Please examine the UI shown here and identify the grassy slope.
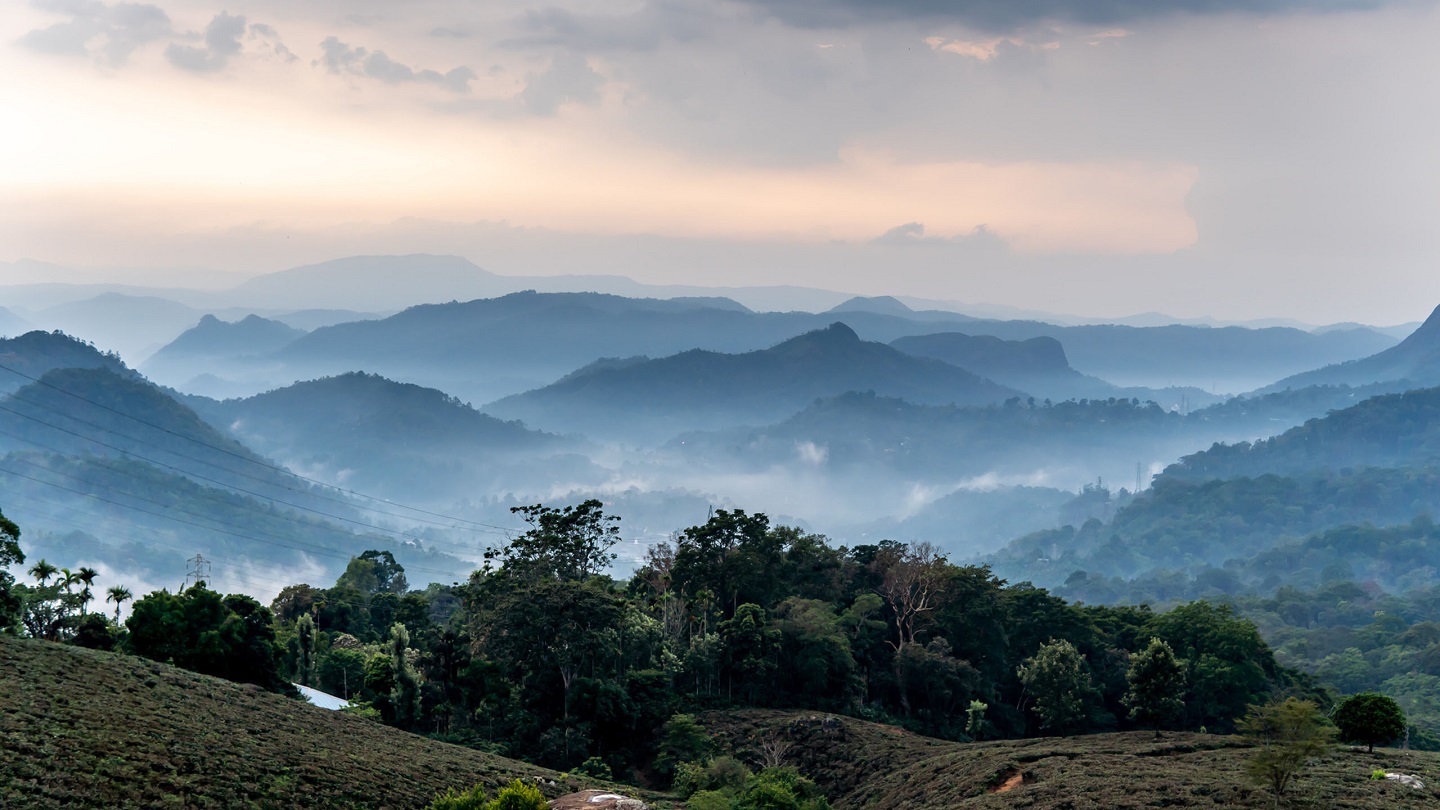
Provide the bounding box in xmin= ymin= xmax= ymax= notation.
xmin=0 ymin=637 xmax=590 ymax=809
xmin=702 ymin=710 xmax=1440 ymax=809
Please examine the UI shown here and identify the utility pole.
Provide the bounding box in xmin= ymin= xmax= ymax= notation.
xmin=184 ymin=553 xmax=211 ymax=590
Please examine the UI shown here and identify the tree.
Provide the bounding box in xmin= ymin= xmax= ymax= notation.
xmin=106 ymin=585 xmax=132 ymax=622
xmin=75 ymin=566 xmax=98 ymax=616
xmin=1017 ymin=638 xmax=1099 ymax=734
xmin=1332 ymin=692 xmax=1406 ymax=753
xmin=389 ymin=622 xmax=422 ymax=729
xmin=653 ymin=713 xmax=713 ymax=784
xmin=294 ymin=613 xmax=317 ymax=687
xmin=871 ymin=541 xmax=949 ymax=716
xmin=1124 ymin=637 xmax=1187 ymax=735
xmin=28 ymin=558 xmax=57 ymax=587
xmin=358 ymin=549 xmax=408 ymax=593
xmin=0 ymin=509 xmax=23 ymax=633
xmin=494 ymin=499 xmax=620 ymax=582
xmin=1238 ymin=698 xmax=1335 ymax=807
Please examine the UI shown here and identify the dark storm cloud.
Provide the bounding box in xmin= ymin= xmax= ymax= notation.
xmin=317 ymin=36 xmax=477 ymax=92
xmin=19 ymin=0 xmax=172 ymax=65
xmin=738 ymin=0 xmax=1388 ymax=31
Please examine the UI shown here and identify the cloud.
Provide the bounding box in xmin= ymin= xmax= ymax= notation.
xmin=19 ymin=0 xmax=172 ymax=65
xmin=165 ymin=11 xmax=247 ymax=72
xmin=164 ymin=13 xmax=292 ymax=73
xmin=507 ymin=3 xmax=714 ymax=53
xmin=519 ymin=51 xmax=604 ymax=115
xmin=737 ymin=0 xmax=1390 ymax=32
xmin=873 ymin=223 xmax=1009 ymax=250
xmin=317 ymin=36 xmax=477 ymax=93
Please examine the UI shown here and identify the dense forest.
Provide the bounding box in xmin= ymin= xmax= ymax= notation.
xmin=4 ymin=500 xmax=1353 ymax=789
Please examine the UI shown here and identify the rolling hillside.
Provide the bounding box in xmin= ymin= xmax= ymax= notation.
xmin=1263 ymin=303 xmax=1440 ymax=392
xmin=0 ymin=637 xmax=593 ymax=809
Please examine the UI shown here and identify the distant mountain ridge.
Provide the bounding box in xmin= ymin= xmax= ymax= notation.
xmin=486 ymin=322 xmax=1022 ymax=442
xmin=1261 ymin=303 xmax=1440 ymax=392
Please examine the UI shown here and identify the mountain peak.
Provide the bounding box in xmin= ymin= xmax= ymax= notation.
xmin=1406 ymin=303 xmax=1440 ymax=344
xmin=828 ymin=296 xmax=914 ymax=317
xmin=775 ymin=321 xmax=860 ymax=350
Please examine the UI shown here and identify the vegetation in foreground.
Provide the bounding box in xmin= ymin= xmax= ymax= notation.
xmin=0 ymin=636 xmax=592 ymax=809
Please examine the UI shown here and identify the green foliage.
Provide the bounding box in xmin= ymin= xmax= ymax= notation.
xmin=674 ymin=756 xmax=751 ymax=798
xmin=572 ymin=756 xmax=612 ymax=781
xmin=429 ymin=783 xmax=489 ymax=810
xmin=0 ymin=508 xmax=22 ymax=634
xmin=734 ymin=767 xmax=831 ymax=810
xmin=1124 ymin=638 xmax=1187 ymax=732
xmin=1333 ymin=692 xmax=1407 ymax=752
xmin=1017 ymin=639 xmax=1098 ymax=734
xmin=1239 ymin=698 xmax=1336 ymax=804
xmin=686 ymin=790 xmax=735 ymax=810
xmin=653 ymin=713 xmax=713 ymax=783
xmin=485 ymin=779 xmax=546 ymax=810
xmin=491 ymin=499 xmax=619 ymax=582
xmin=125 ymin=585 xmax=291 ymax=693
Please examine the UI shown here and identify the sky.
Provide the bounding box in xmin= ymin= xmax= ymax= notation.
xmin=4 ymin=0 xmax=1440 ymax=324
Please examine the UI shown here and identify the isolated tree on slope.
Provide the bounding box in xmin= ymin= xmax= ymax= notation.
xmin=1332 ymin=692 xmax=1406 ymax=753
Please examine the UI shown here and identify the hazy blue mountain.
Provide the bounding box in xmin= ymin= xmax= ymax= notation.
xmin=0 ymin=331 xmax=134 ymax=395
xmin=0 ymin=306 xmax=29 ymax=337
xmin=201 ymin=289 xmax=1391 ymax=407
xmin=1162 ymin=384 xmax=1440 ymax=482
xmin=1259 ymin=303 xmax=1440 ymax=392
xmin=189 ymin=372 xmax=602 ymax=503
xmin=888 ymin=331 xmax=1213 ymax=409
xmin=142 ymin=314 xmax=306 ymax=390
xmin=486 ymin=323 xmax=1022 ymax=443
xmin=26 ymin=292 xmax=203 ymax=365
xmin=227 ymin=254 xmax=513 ymax=310
xmin=989 ymin=384 xmax=1440 ymax=590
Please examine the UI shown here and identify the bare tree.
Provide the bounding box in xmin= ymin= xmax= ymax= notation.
xmin=872 ymin=541 xmax=949 ymax=715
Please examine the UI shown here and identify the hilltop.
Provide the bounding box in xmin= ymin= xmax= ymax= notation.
xmin=1263 ymin=304 xmax=1440 ymax=392
xmin=486 ymin=323 xmax=1020 ymax=443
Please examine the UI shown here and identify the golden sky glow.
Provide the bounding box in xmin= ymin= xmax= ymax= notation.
xmin=4 ymin=0 xmax=1440 ymax=322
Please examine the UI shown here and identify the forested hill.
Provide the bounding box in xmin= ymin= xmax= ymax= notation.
xmin=485 ymin=323 xmax=1021 ymax=442
xmin=186 ymin=372 xmax=599 ymax=504
xmin=0 ymin=331 xmax=133 ymax=395
xmin=1262 ymin=302 xmax=1440 ymax=392
xmin=1162 ymin=384 xmax=1440 ymax=481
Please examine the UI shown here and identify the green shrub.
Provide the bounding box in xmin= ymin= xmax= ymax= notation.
xmin=572 ymin=756 xmax=612 ymax=781
xmin=486 ymin=779 xmax=547 ymax=810
xmin=674 ymin=756 xmax=752 ymax=798
xmin=429 ymin=784 xmax=487 ymax=810
xmin=1371 ymin=769 xmax=1387 ymax=780
xmin=687 ymin=790 xmax=734 ymax=810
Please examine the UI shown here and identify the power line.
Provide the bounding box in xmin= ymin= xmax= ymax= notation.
xmin=0 ymin=361 xmax=524 ymax=533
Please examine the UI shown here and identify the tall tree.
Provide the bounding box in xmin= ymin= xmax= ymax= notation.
xmin=0 ymin=508 xmax=22 ymax=633
xmin=106 ymin=585 xmax=133 ymax=622
xmin=389 ymin=622 xmax=422 ymax=729
xmin=1124 ymin=637 xmax=1187 ymax=735
xmin=1017 ymin=638 xmax=1099 ymax=734
xmin=294 ymin=613 xmax=318 ymax=687
xmin=494 ymin=499 xmax=620 ymax=582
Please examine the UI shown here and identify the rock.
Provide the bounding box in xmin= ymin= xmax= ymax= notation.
xmin=1383 ymin=773 xmax=1425 ymax=790
xmin=549 ymin=789 xmax=649 ymax=810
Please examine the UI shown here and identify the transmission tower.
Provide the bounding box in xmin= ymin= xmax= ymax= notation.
xmin=184 ymin=553 xmax=212 ymax=590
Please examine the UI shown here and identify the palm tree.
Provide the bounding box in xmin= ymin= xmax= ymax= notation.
xmin=106 ymin=586 xmax=133 ymax=622
xmin=28 ymin=558 xmax=57 ymax=586
xmin=76 ymin=567 xmax=98 ymax=615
